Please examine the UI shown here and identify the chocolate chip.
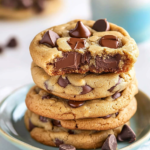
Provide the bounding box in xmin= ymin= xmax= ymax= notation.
xmin=1 ymin=0 xmax=18 ymax=8
xmin=81 ymin=85 xmax=92 ymax=94
xmin=44 ymin=81 xmax=50 ymax=91
xmin=67 ymin=38 xmax=85 ymax=50
xmin=68 ymin=100 xmax=85 ymax=108
xmin=20 ymin=0 xmax=33 ymax=8
xmin=39 ymin=116 xmax=49 ymax=122
xmin=69 ymin=21 xmax=91 ymax=38
xmin=42 ymin=94 xmax=52 ymax=100
xmin=92 ymin=19 xmax=110 ymax=32
xmin=7 ymin=38 xmax=17 ymax=48
xmin=39 ymin=30 xmax=60 ymax=47
xmin=52 ymin=120 xmax=62 ymax=127
xmin=108 ymin=78 xmax=121 ymax=92
xmin=55 ymin=138 xmax=64 ymax=146
xmin=68 ymin=130 xmax=74 ymax=135
xmin=59 ymin=144 xmax=76 ymax=150
xmin=101 ymin=114 xmax=112 ymax=119
xmin=29 ymin=120 xmax=36 ymax=131
xmin=112 ymin=92 xmax=121 ymax=99
xmin=35 ymin=0 xmax=46 ymax=12
xmin=101 ymin=134 xmax=117 ymax=150
xmin=117 ymin=125 xmax=136 ymax=143
xmin=99 ymin=35 xmax=120 ymax=49
xmin=96 ymin=54 xmax=121 ymax=71
xmin=58 ymin=76 xmax=70 ymax=88
xmin=115 ymin=112 xmax=119 ymax=116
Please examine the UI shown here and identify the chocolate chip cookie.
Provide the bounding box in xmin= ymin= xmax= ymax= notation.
xmin=0 ymin=0 xmax=61 ymax=19
xmin=26 ymin=97 xmax=137 ymax=131
xmin=25 ymin=81 xmax=138 ymax=120
xmin=24 ymin=109 xmax=130 ymax=149
xmin=31 ymin=62 xmax=135 ymax=100
xmin=30 ymin=19 xmax=139 ymax=76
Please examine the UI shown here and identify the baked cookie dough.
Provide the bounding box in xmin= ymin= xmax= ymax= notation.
xmin=31 ymin=62 xmax=135 ymax=100
xmin=25 ymin=110 xmax=130 ymax=149
xmin=25 ymin=82 xmax=138 ymax=120
xmin=0 ymin=0 xmax=61 ymax=19
xmin=30 ymin=19 xmax=139 ymax=76
xmin=26 ymin=97 xmax=137 ymax=131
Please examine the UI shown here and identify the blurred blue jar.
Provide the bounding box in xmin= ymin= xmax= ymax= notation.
xmin=91 ymin=0 xmax=150 ymax=43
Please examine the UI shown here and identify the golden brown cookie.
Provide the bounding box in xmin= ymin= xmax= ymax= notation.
xmin=30 ymin=19 xmax=139 ymax=76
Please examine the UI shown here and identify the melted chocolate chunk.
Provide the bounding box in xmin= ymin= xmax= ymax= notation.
xmin=101 ymin=114 xmax=112 ymax=119
xmin=52 ymin=120 xmax=62 ymax=127
xmin=59 ymin=144 xmax=76 ymax=150
xmin=101 ymin=134 xmax=117 ymax=150
xmin=7 ymin=37 xmax=17 ymax=48
xmin=67 ymin=38 xmax=85 ymax=50
xmin=81 ymin=85 xmax=92 ymax=94
xmin=69 ymin=21 xmax=91 ymax=38
xmin=39 ymin=30 xmax=60 ymax=47
xmin=68 ymin=100 xmax=85 ymax=108
xmin=117 ymin=125 xmax=136 ymax=143
xmin=68 ymin=130 xmax=74 ymax=135
xmin=112 ymin=92 xmax=121 ymax=99
xmin=95 ymin=54 xmax=121 ymax=71
xmin=29 ymin=120 xmax=36 ymax=131
xmin=92 ymin=19 xmax=110 ymax=32
xmin=39 ymin=116 xmax=49 ymax=122
xmin=55 ymin=138 xmax=64 ymax=146
xmin=108 ymin=78 xmax=121 ymax=92
xmin=42 ymin=94 xmax=52 ymax=100
xmin=58 ymin=76 xmax=70 ymax=88
xmin=99 ymin=35 xmax=120 ymax=49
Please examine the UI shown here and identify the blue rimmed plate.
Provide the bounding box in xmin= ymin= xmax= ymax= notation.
xmin=0 ymin=84 xmax=150 ymax=150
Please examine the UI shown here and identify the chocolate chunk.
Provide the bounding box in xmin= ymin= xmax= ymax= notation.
xmin=108 ymin=78 xmax=121 ymax=92
xmin=69 ymin=21 xmax=91 ymax=38
xmin=68 ymin=100 xmax=85 ymax=108
xmin=39 ymin=116 xmax=49 ymax=122
xmin=35 ymin=0 xmax=46 ymax=12
xmin=67 ymin=38 xmax=85 ymax=50
xmin=1 ymin=0 xmax=18 ymax=8
xmin=112 ymin=92 xmax=121 ymax=99
xmin=117 ymin=125 xmax=136 ymax=143
xmin=102 ymin=114 xmax=112 ymax=119
xmin=115 ymin=112 xmax=119 ymax=116
xmin=44 ymin=81 xmax=50 ymax=91
xmin=39 ymin=30 xmax=60 ymax=47
xmin=52 ymin=120 xmax=62 ymax=127
xmin=7 ymin=37 xmax=17 ymax=48
xmin=55 ymin=138 xmax=64 ymax=146
xmin=96 ymin=54 xmax=121 ymax=71
xmin=20 ymin=0 xmax=33 ymax=8
xmin=58 ymin=76 xmax=70 ymax=88
xmin=42 ymin=94 xmax=52 ymax=100
xmin=92 ymin=19 xmax=110 ymax=32
xmin=101 ymin=134 xmax=117 ymax=150
xmin=59 ymin=144 xmax=76 ymax=150
xmin=29 ymin=120 xmax=36 ymax=131
xmin=55 ymin=52 xmax=82 ymax=70
xmin=99 ymin=35 xmax=120 ymax=49
xmin=81 ymin=52 xmax=91 ymax=64
xmin=68 ymin=130 xmax=74 ymax=135
xmin=81 ymin=85 xmax=92 ymax=94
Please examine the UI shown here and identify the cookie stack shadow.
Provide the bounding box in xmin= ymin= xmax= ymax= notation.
xmin=25 ymin=19 xmax=139 ymax=149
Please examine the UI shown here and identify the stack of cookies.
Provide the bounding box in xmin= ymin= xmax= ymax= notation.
xmin=25 ymin=19 xmax=139 ymax=149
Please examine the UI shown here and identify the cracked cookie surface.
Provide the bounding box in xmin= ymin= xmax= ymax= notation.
xmin=30 ymin=19 xmax=139 ymax=76
xmin=24 ymin=110 xmax=130 ymax=149
xmin=25 ymin=81 xmax=138 ymax=120
xmin=31 ymin=62 xmax=135 ymax=100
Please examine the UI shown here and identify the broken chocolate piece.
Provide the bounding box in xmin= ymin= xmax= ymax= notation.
xmin=39 ymin=30 xmax=60 ymax=47
xmin=101 ymin=134 xmax=117 ymax=150
xmin=112 ymin=92 xmax=121 ymax=99
xmin=39 ymin=116 xmax=49 ymax=122
xmin=42 ymin=94 xmax=52 ymax=100
xmin=59 ymin=144 xmax=76 ymax=150
xmin=108 ymin=78 xmax=121 ymax=92
xmin=68 ymin=100 xmax=85 ymax=108
xmin=117 ymin=124 xmax=136 ymax=143
xmin=99 ymin=35 xmax=120 ymax=49
xmin=52 ymin=120 xmax=62 ymax=127
xmin=81 ymin=85 xmax=92 ymax=94
xmin=29 ymin=120 xmax=36 ymax=131
xmin=69 ymin=21 xmax=91 ymax=38
xmin=58 ymin=76 xmax=70 ymax=88
xmin=92 ymin=19 xmax=110 ymax=32
xmin=7 ymin=37 xmax=17 ymax=48
xmin=67 ymin=38 xmax=85 ymax=50
xmin=55 ymin=138 xmax=64 ymax=146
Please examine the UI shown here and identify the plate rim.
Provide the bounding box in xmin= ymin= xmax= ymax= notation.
xmin=0 ymin=84 xmax=150 ymax=150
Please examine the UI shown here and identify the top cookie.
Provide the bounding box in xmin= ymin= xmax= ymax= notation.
xmin=30 ymin=19 xmax=139 ymax=76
